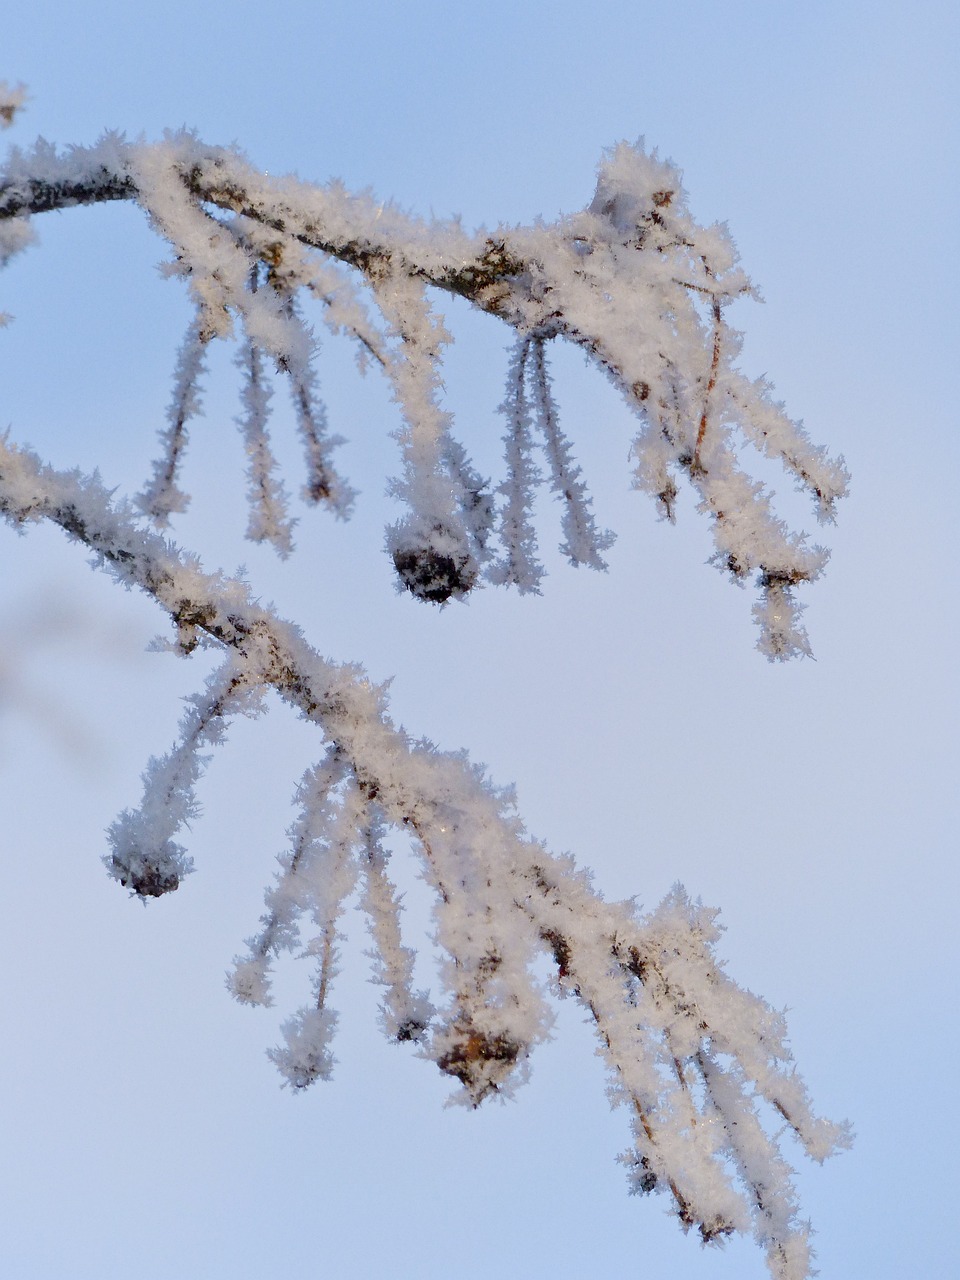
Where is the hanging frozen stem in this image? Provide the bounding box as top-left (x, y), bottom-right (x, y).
top-left (137, 317), bottom-right (209, 526)
top-left (264, 762), bottom-right (364, 1088)
top-left (242, 225), bottom-right (356, 518)
top-left (299, 255), bottom-right (389, 376)
top-left (358, 809), bottom-right (434, 1044)
top-left (489, 334), bottom-right (544, 592)
top-left (372, 267), bottom-right (490, 603)
top-left (696, 1048), bottom-right (811, 1279)
top-left (440, 432), bottom-right (494, 564)
top-left (387, 766), bottom-right (552, 1106)
top-left (283, 298), bottom-right (353, 514)
top-left (228, 747), bottom-right (349, 1007)
top-left (526, 870), bottom-right (851, 1279)
top-left (528, 335), bottom-right (615, 571)
top-left (234, 265), bottom-right (296, 555)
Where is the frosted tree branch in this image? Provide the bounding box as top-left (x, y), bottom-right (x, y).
top-left (0, 437), bottom-right (850, 1279)
top-left (0, 104), bottom-right (854, 1278)
top-left (0, 130), bottom-right (848, 655)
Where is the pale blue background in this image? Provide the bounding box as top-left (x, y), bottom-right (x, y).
top-left (1, 3), bottom-right (957, 1278)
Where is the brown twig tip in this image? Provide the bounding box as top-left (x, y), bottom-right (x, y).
top-left (0, 82), bottom-right (27, 129)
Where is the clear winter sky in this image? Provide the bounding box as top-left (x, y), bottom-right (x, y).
top-left (1, 3), bottom-right (957, 1278)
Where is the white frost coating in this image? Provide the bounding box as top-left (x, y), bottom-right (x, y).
top-left (527, 336), bottom-right (615, 571)
top-left (283, 299), bottom-right (355, 516)
top-left (235, 325), bottom-right (295, 556)
top-left (299, 256), bottom-right (389, 373)
top-left (263, 761), bottom-right (364, 1088)
top-left (228, 750), bottom-right (354, 1007)
top-left (130, 139), bottom-right (311, 365)
top-left (0, 439), bottom-right (850, 1277)
top-left (0, 78), bottom-right (32, 307)
top-left (359, 809), bottom-right (434, 1043)
top-left (137, 320), bottom-right (208, 525)
top-left (490, 334), bottom-right (612, 588)
top-left (489, 336), bottom-right (544, 592)
top-left (0, 130), bottom-right (848, 651)
top-left (224, 217), bottom-right (356, 517)
top-left (269, 1005), bottom-right (340, 1088)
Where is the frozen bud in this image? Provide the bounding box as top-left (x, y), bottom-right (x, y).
top-left (107, 844), bottom-right (189, 898)
top-left (391, 529), bottom-right (478, 604)
top-left (105, 811), bottom-right (194, 899)
top-left (434, 1019), bottom-right (524, 1105)
top-left (227, 958), bottom-right (273, 1006)
top-left (268, 1008), bottom-right (337, 1088)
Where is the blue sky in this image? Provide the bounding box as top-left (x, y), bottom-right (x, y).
top-left (1, 3), bottom-right (958, 1278)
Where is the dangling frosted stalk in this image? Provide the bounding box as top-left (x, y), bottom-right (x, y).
top-left (525, 870), bottom-right (851, 1278)
top-left (373, 268), bottom-right (489, 602)
top-left (266, 766), bottom-right (365, 1088)
top-left (289, 360), bottom-right (331, 508)
top-left (358, 810), bottom-right (434, 1043)
top-left (629, 898), bottom-right (844, 1164)
top-left (130, 141), bottom-right (310, 364)
top-left (226, 219), bottom-right (356, 518)
top-left (631, 359), bottom-right (685, 521)
top-left (235, 301), bottom-right (295, 556)
top-left (281, 297), bottom-right (354, 515)
top-left (489, 335), bottom-right (544, 591)
top-left (228, 748), bottom-right (348, 1007)
top-left (528, 336), bottom-right (614, 570)
top-left (137, 317), bottom-right (208, 526)
top-left (107, 653), bottom-right (266, 898)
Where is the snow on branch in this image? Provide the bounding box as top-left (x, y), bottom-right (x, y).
top-left (0, 130), bottom-right (848, 655)
top-left (0, 437), bottom-right (849, 1279)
